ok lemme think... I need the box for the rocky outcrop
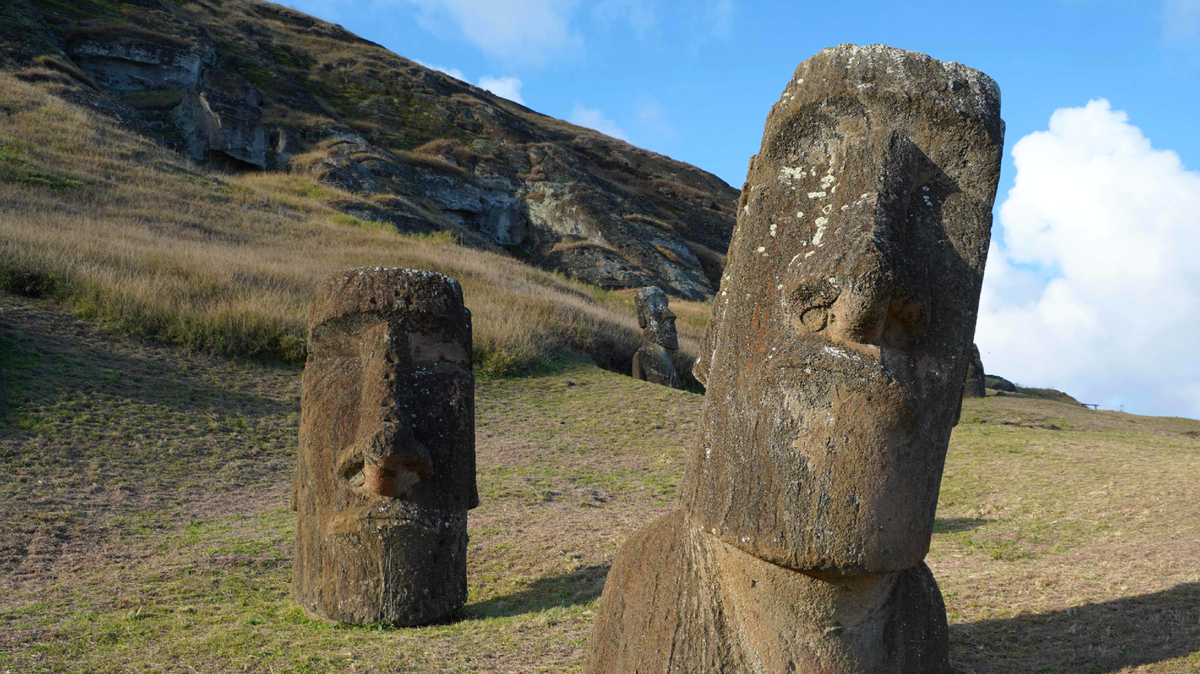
[3,0,737,298]
[66,31,268,169]
[587,44,1004,673]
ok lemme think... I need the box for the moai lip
[632,286,683,388]
[586,44,1003,674]
[292,267,478,626]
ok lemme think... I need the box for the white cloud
[412,59,467,81]
[478,75,525,104]
[406,0,582,63]
[978,99,1200,417]
[570,103,627,140]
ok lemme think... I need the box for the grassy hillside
[0,71,709,377]
[0,0,738,299]
[1,295,1197,673]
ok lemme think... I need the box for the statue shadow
[459,564,609,620]
[933,517,993,534]
[951,582,1200,673]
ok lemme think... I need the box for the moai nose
[360,428,432,497]
[353,320,434,497]
[824,237,896,350]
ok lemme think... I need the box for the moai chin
[586,44,1003,673]
[292,267,478,626]
[631,286,682,389]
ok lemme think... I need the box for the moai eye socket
[799,306,829,332]
[784,280,838,335]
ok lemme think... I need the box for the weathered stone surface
[586,511,950,673]
[963,343,987,398]
[70,37,207,90]
[292,267,477,626]
[587,43,1002,673]
[631,286,682,388]
[67,34,268,168]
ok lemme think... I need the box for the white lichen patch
[822,204,833,214]
[779,166,807,183]
[820,174,837,189]
[757,246,766,253]
[807,191,827,199]
[805,251,815,258]
[812,217,829,246]
[769,223,778,237]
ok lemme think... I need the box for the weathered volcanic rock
[587,43,1003,673]
[963,343,987,398]
[292,267,478,626]
[631,286,682,388]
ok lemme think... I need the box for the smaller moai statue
[292,267,477,626]
[963,343,987,398]
[631,286,682,389]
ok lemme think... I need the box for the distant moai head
[292,268,477,626]
[635,286,679,350]
[683,45,1003,575]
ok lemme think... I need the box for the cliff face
[0,0,737,299]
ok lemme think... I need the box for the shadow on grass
[460,564,609,620]
[934,517,993,534]
[952,582,1200,673]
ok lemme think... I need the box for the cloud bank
[978,99,1200,417]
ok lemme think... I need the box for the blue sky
[289,0,1200,417]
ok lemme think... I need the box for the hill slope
[0,0,738,300]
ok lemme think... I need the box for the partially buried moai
[631,286,682,389]
[292,267,478,626]
[586,44,1002,673]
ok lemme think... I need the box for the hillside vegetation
[1,0,738,300]
[0,71,710,376]
[0,296,1197,673]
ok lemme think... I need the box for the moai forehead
[682,45,1003,575]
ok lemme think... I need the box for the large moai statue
[631,286,682,389]
[292,267,478,626]
[586,44,1002,673]
[963,343,987,398]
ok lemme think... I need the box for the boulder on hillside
[984,374,1017,392]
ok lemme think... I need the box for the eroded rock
[292,267,478,626]
[631,286,682,389]
[587,44,1003,673]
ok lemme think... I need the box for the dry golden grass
[0,72,708,375]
